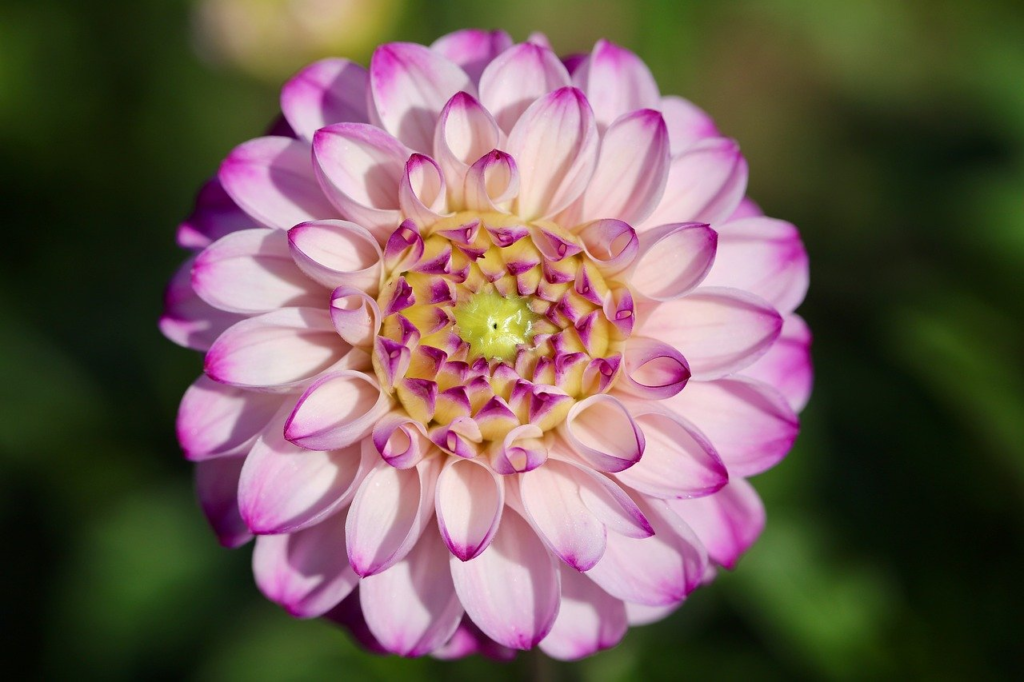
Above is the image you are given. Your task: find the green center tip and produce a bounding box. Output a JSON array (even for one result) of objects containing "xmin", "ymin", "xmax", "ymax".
[{"xmin": 453, "ymin": 291, "xmax": 536, "ymax": 362}]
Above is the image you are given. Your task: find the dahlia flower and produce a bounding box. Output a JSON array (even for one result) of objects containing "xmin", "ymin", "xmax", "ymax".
[{"xmin": 163, "ymin": 29, "xmax": 811, "ymax": 660}]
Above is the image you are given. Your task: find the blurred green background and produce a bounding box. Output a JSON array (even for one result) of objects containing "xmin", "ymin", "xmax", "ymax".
[{"xmin": 2, "ymin": 0, "xmax": 1022, "ymax": 679}]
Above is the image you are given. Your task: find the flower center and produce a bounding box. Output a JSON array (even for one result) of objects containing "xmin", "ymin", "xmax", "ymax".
[{"xmin": 452, "ymin": 291, "xmax": 537, "ymax": 362}]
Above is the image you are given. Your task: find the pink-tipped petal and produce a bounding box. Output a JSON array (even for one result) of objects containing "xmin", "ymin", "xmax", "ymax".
[
  {"xmin": 161, "ymin": 256, "xmax": 245, "ymax": 351},
  {"xmin": 641, "ymin": 137, "xmax": 748, "ymax": 229},
  {"xmin": 239, "ymin": 411, "xmax": 375, "ymax": 534},
  {"xmin": 587, "ymin": 499, "xmax": 707, "ymax": 606},
  {"xmin": 639, "ymin": 287, "xmax": 783, "ymax": 380},
  {"xmin": 572, "ymin": 108, "xmax": 670, "ymax": 225},
  {"xmin": 177, "ymin": 177, "xmax": 258, "ymax": 249},
  {"xmin": 219, "ymin": 136, "xmax": 337, "ymax": 230},
  {"xmin": 660, "ymin": 95, "xmax": 720, "ymax": 154},
  {"xmin": 192, "ymin": 228, "xmax": 324, "ymax": 314},
  {"xmin": 573, "ymin": 39, "xmax": 660, "ymax": 130},
  {"xmin": 287, "ymin": 219, "xmax": 382, "ymax": 292},
  {"xmin": 479, "ymin": 42, "xmax": 572, "ymax": 133},
  {"xmin": 329, "ymin": 286, "xmax": 381, "ymax": 348},
  {"xmin": 744, "ymin": 314, "xmax": 813, "ymax": 412},
  {"xmin": 617, "ymin": 336, "xmax": 691, "ymax": 400},
  {"xmin": 663, "ymin": 376, "xmax": 798, "ymax": 477},
  {"xmin": 624, "ymin": 601, "xmax": 680, "ymax": 626},
  {"xmin": 507, "ymin": 87, "xmax": 598, "ymax": 220},
  {"xmin": 430, "ymin": 29, "xmax": 513, "ymax": 84},
  {"xmin": 204, "ymin": 308, "xmax": 349, "ymax": 391},
  {"xmin": 699, "ymin": 216, "xmax": 809, "ymax": 314},
  {"xmin": 432, "ymin": 93, "xmax": 501, "ymax": 206},
  {"xmin": 284, "ymin": 371, "xmax": 391, "ymax": 451},
  {"xmin": 631, "ymin": 222, "xmax": 718, "ymax": 301},
  {"xmin": 346, "ymin": 457, "xmax": 440, "ymax": 577},
  {"xmin": 399, "ymin": 153, "xmax": 449, "ymax": 226},
  {"xmin": 576, "ymin": 219, "xmax": 639, "ymax": 276},
  {"xmin": 612, "ymin": 404, "xmax": 728, "ymax": 499},
  {"xmin": 360, "ymin": 528, "xmax": 465, "ymax": 656},
  {"xmin": 728, "ymin": 196, "xmax": 764, "ymax": 220},
  {"xmin": 667, "ymin": 477, "xmax": 765, "ymax": 569},
  {"xmin": 370, "ymin": 42, "xmax": 475, "ymax": 153},
  {"xmin": 281, "ymin": 58, "xmax": 369, "ymax": 141},
  {"xmin": 539, "ymin": 566, "xmax": 627, "ymax": 660},
  {"xmin": 463, "ymin": 150, "xmax": 520, "ymax": 213},
  {"xmin": 372, "ymin": 410, "xmax": 432, "ymax": 469},
  {"xmin": 435, "ymin": 457, "xmax": 504, "ymax": 561},
  {"xmin": 450, "ymin": 509, "xmax": 560, "ymax": 650},
  {"xmin": 312, "ymin": 123, "xmax": 411, "ymax": 239},
  {"xmin": 176, "ymin": 374, "xmax": 283, "ymax": 461},
  {"xmin": 194, "ymin": 455, "xmax": 251, "ymax": 548},
  {"xmin": 562, "ymin": 394, "xmax": 644, "ymax": 472},
  {"xmin": 252, "ymin": 510, "xmax": 358, "ymax": 618}
]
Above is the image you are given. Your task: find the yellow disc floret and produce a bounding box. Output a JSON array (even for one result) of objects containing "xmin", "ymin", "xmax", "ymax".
[{"xmin": 452, "ymin": 291, "xmax": 537, "ymax": 362}]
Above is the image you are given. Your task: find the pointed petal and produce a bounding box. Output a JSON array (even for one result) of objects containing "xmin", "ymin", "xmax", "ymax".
[
  {"xmin": 639, "ymin": 288, "xmax": 782, "ymax": 380},
  {"xmin": 660, "ymin": 95, "xmax": 719, "ymax": 154},
  {"xmin": 287, "ymin": 219, "xmax": 382, "ymax": 292},
  {"xmin": 435, "ymin": 457, "xmax": 504, "ymax": 561},
  {"xmin": 329, "ymin": 286, "xmax": 381, "ymax": 348},
  {"xmin": 160, "ymin": 256, "xmax": 245, "ymax": 351},
  {"xmin": 631, "ymin": 222, "xmax": 718, "ymax": 301},
  {"xmin": 281, "ymin": 58, "xmax": 369, "ymax": 141},
  {"xmin": 194, "ymin": 455, "xmax": 251, "ymax": 548},
  {"xmin": 539, "ymin": 566, "xmax": 627, "ymax": 660},
  {"xmin": 573, "ymin": 39, "xmax": 660, "ymax": 130},
  {"xmin": 284, "ymin": 371, "xmax": 391, "ymax": 451},
  {"xmin": 744, "ymin": 314, "xmax": 813, "ymax": 412},
  {"xmin": 463, "ymin": 150, "xmax": 520, "ymax": 213},
  {"xmin": 562, "ymin": 394, "xmax": 644, "ymax": 472},
  {"xmin": 370, "ymin": 42, "xmax": 475, "ymax": 153},
  {"xmin": 177, "ymin": 177, "xmax": 258, "ymax": 249},
  {"xmin": 479, "ymin": 42, "xmax": 571, "ymax": 133},
  {"xmin": 663, "ymin": 376, "xmax": 798, "ymax": 477},
  {"xmin": 508, "ymin": 87, "xmax": 598, "ymax": 220},
  {"xmin": 176, "ymin": 374, "xmax": 283, "ymax": 461},
  {"xmin": 252, "ymin": 511, "xmax": 358, "ymax": 618},
  {"xmin": 575, "ymin": 219, "xmax": 638, "ymax": 276},
  {"xmin": 399, "ymin": 153, "xmax": 449, "ymax": 226},
  {"xmin": 617, "ymin": 336, "xmax": 691, "ymax": 400},
  {"xmin": 360, "ymin": 529, "xmax": 464, "ymax": 656},
  {"xmin": 219, "ymin": 136, "xmax": 336, "ymax": 230},
  {"xmin": 432, "ymin": 93, "xmax": 500, "ymax": 205},
  {"xmin": 450, "ymin": 509, "xmax": 560, "ymax": 649},
  {"xmin": 667, "ymin": 478, "xmax": 765, "ymax": 569},
  {"xmin": 430, "ymin": 29, "xmax": 513, "ymax": 84}
]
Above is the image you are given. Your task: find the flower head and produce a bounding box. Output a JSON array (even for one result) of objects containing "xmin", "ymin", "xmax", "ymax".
[{"xmin": 163, "ymin": 29, "xmax": 811, "ymax": 660}]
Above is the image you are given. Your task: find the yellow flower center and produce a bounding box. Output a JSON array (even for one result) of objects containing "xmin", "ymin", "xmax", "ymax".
[{"xmin": 452, "ymin": 291, "xmax": 537, "ymax": 362}]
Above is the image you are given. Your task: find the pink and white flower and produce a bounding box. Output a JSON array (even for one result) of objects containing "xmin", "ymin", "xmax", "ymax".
[{"xmin": 163, "ymin": 29, "xmax": 811, "ymax": 660}]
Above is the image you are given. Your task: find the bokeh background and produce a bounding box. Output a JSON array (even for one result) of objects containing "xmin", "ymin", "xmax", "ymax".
[{"xmin": 2, "ymin": 0, "xmax": 1022, "ymax": 679}]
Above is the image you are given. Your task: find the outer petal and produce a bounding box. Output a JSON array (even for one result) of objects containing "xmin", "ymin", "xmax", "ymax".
[
  {"xmin": 744, "ymin": 314, "xmax": 813, "ymax": 412},
  {"xmin": 572, "ymin": 108, "xmax": 670, "ymax": 225},
  {"xmin": 663, "ymin": 376, "xmax": 798, "ymax": 477},
  {"xmin": 218, "ymin": 136, "xmax": 337, "ymax": 230},
  {"xmin": 252, "ymin": 510, "xmax": 358, "ymax": 618},
  {"xmin": 430, "ymin": 29, "xmax": 513, "ymax": 84},
  {"xmin": 281, "ymin": 58, "xmax": 369, "ymax": 141},
  {"xmin": 239, "ymin": 412, "xmax": 375, "ymax": 534},
  {"xmin": 667, "ymin": 478, "xmax": 765, "ymax": 569},
  {"xmin": 507, "ymin": 87, "xmax": 598, "ymax": 220},
  {"xmin": 370, "ymin": 42, "xmax": 475, "ymax": 153},
  {"xmin": 539, "ymin": 566, "xmax": 627, "ymax": 660},
  {"xmin": 660, "ymin": 95, "xmax": 720, "ymax": 154},
  {"xmin": 587, "ymin": 499, "xmax": 707, "ymax": 606},
  {"xmin": 176, "ymin": 374, "xmax": 283, "ymax": 461},
  {"xmin": 573, "ymin": 39, "xmax": 660, "ymax": 130},
  {"xmin": 699, "ymin": 216, "xmax": 809, "ymax": 314},
  {"xmin": 194, "ymin": 455, "xmax": 251, "ymax": 548},
  {"xmin": 431, "ymin": 618, "xmax": 517, "ymax": 661},
  {"xmin": 617, "ymin": 336, "xmax": 691, "ymax": 400},
  {"xmin": 450, "ymin": 509, "xmax": 561, "ymax": 650},
  {"xmin": 287, "ymin": 220, "xmax": 382, "ymax": 293},
  {"xmin": 192, "ymin": 228, "xmax": 324, "ymax": 314},
  {"xmin": 177, "ymin": 177, "xmax": 258, "ymax": 249},
  {"xmin": 561, "ymin": 394, "xmax": 645, "ymax": 472},
  {"xmin": 312, "ymin": 123, "xmax": 410, "ymax": 239},
  {"xmin": 345, "ymin": 457, "xmax": 440, "ymax": 577},
  {"xmin": 360, "ymin": 529, "xmax": 464, "ymax": 656},
  {"xmin": 435, "ymin": 457, "xmax": 504, "ymax": 561},
  {"xmin": 204, "ymin": 308, "xmax": 349, "ymax": 391},
  {"xmin": 432, "ymin": 93, "xmax": 501, "ymax": 206},
  {"xmin": 631, "ymin": 222, "xmax": 718, "ymax": 301},
  {"xmin": 330, "ymin": 286, "xmax": 381, "ymax": 348},
  {"xmin": 160, "ymin": 256, "xmax": 245, "ymax": 351},
  {"xmin": 284, "ymin": 371, "xmax": 391, "ymax": 451},
  {"xmin": 641, "ymin": 137, "xmax": 748, "ymax": 229},
  {"xmin": 479, "ymin": 42, "xmax": 572, "ymax": 133},
  {"xmin": 624, "ymin": 601, "xmax": 680, "ymax": 626},
  {"xmin": 639, "ymin": 287, "xmax": 782, "ymax": 380}
]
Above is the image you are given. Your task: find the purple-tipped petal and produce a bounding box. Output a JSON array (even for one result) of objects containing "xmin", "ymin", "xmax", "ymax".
[
  {"xmin": 329, "ymin": 286, "xmax": 381, "ymax": 348},
  {"xmin": 345, "ymin": 457, "xmax": 440, "ymax": 577},
  {"xmin": 639, "ymin": 287, "xmax": 783, "ymax": 380},
  {"xmin": 177, "ymin": 177, "xmax": 258, "ymax": 249},
  {"xmin": 507, "ymin": 87, "xmax": 598, "ymax": 220},
  {"xmin": 435, "ymin": 457, "xmax": 504, "ymax": 561},
  {"xmin": 659, "ymin": 95, "xmax": 720, "ymax": 154},
  {"xmin": 479, "ymin": 42, "xmax": 572, "ymax": 133},
  {"xmin": 192, "ymin": 228, "xmax": 324, "ymax": 314},
  {"xmin": 576, "ymin": 219, "xmax": 639, "ymax": 276},
  {"xmin": 667, "ymin": 477, "xmax": 765, "ymax": 569},
  {"xmin": 399, "ymin": 153, "xmax": 449, "ymax": 226},
  {"xmin": 281, "ymin": 58, "xmax": 369, "ymax": 141},
  {"xmin": 284, "ymin": 371, "xmax": 391, "ymax": 451},
  {"xmin": 370, "ymin": 42, "xmax": 475, "ymax": 153},
  {"xmin": 287, "ymin": 219, "xmax": 382, "ymax": 293},
  {"xmin": 430, "ymin": 29, "xmax": 513, "ymax": 84},
  {"xmin": 252, "ymin": 510, "xmax": 358, "ymax": 618},
  {"xmin": 450, "ymin": 509, "xmax": 561, "ymax": 650},
  {"xmin": 573, "ymin": 39, "xmax": 660, "ymax": 130},
  {"xmin": 539, "ymin": 566, "xmax": 627, "ymax": 660},
  {"xmin": 161, "ymin": 256, "xmax": 246, "ymax": 351},
  {"xmin": 663, "ymin": 376, "xmax": 799, "ymax": 477},
  {"xmin": 219, "ymin": 136, "xmax": 337, "ymax": 230},
  {"xmin": 632, "ymin": 222, "xmax": 718, "ymax": 301},
  {"xmin": 562, "ymin": 394, "xmax": 644, "ymax": 472},
  {"xmin": 176, "ymin": 374, "xmax": 283, "ymax": 461},
  {"xmin": 372, "ymin": 410, "xmax": 432, "ymax": 469},
  {"xmin": 194, "ymin": 455, "xmax": 251, "ymax": 548},
  {"xmin": 432, "ymin": 93, "xmax": 501, "ymax": 206},
  {"xmin": 360, "ymin": 528, "xmax": 465, "ymax": 656},
  {"xmin": 743, "ymin": 314, "xmax": 813, "ymax": 412},
  {"xmin": 617, "ymin": 336, "xmax": 691, "ymax": 400},
  {"xmin": 492, "ymin": 424, "xmax": 548, "ymax": 474},
  {"xmin": 463, "ymin": 150, "xmax": 520, "ymax": 213}
]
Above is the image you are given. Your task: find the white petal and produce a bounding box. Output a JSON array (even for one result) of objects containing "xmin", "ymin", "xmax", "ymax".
[
  {"xmin": 435, "ymin": 457, "xmax": 504, "ymax": 561},
  {"xmin": 479, "ymin": 42, "xmax": 571, "ymax": 133},
  {"xmin": 539, "ymin": 566, "xmax": 627, "ymax": 660}
]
